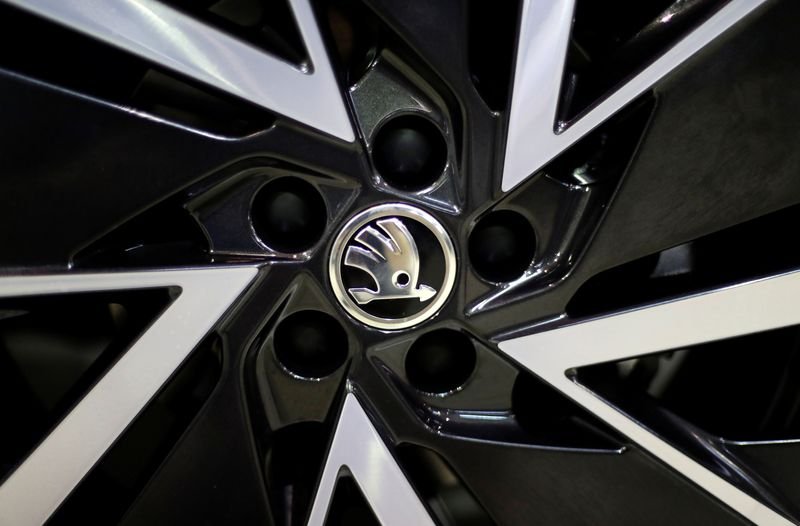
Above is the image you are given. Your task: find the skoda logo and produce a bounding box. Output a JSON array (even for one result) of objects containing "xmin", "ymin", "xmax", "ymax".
[{"xmin": 330, "ymin": 203, "xmax": 456, "ymax": 329}]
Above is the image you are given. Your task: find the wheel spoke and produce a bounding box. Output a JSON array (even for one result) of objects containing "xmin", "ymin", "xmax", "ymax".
[
  {"xmin": 0, "ymin": 267, "xmax": 257, "ymax": 525},
  {"xmin": 498, "ymin": 270, "xmax": 800, "ymax": 524},
  {"xmin": 502, "ymin": 0, "xmax": 768, "ymax": 191},
  {"xmin": 3, "ymin": 0, "xmax": 353, "ymax": 141},
  {"xmin": 307, "ymin": 392, "xmax": 434, "ymax": 526},
  {"xmin": 0, "ymin": 0, "xmax": 795, "ymax": 522}
]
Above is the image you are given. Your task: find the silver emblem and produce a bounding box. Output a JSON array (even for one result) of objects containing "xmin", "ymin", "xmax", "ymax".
[
  {"xmin": 344, "ymin": 218, "xmax": 436, "ymax": 304},
  {"xmin": 329, "ymin": 203, "xmax": 457, "ymax": 330}
]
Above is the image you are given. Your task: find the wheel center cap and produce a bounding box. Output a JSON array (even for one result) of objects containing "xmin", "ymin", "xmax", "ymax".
[{"xmin": 329, "ymin": 203, "xmax": 456, "ymax": 330}]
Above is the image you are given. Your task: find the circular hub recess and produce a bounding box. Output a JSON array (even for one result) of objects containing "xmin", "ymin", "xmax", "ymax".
[{"xmin": 329, "ymin": 203, "xmax": 456, "ymax": 329}]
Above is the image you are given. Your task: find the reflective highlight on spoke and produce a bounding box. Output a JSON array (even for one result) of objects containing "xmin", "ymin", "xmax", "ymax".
[{"xmin": 499, "ymin": 271, "xmax": 800, "ymax": 525}]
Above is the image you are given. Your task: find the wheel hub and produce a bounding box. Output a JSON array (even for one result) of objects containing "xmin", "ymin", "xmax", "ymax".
[{"xmin": 329, "ymin": 203, "xmax": 457, "ymax": 330}]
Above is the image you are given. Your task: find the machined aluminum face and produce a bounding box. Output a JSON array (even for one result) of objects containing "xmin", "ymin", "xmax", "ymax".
[
  {"xmin": 498, "ymin": 270, "xmax": 800, "ymax": 526},
  {"xmin": 329, "ymin": 203, "xmax": 456, "ymax": 330},
  {"xmin": 501, "ymin": 0, "xmax": 770, "ymax": 192},
  {"xmin": 0, "ymin": 267, "xmax": 259, "ymax": 526},
  {"xmin": 306, "ymin": 391, "xmax": 434, "ymax": 526},
  {"xmin": 4, "ymin": 0, "xmax": 354, "ymax": 141}
]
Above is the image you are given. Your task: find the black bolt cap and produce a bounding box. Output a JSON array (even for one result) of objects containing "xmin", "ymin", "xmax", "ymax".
[
  {"xmin": 405, "ymin": 329, "xmax": 476, "ymax": 394},
  {"xmin": 273, "ymin": 310, "xmax": 348, "ymax": 379},
  {"xmin": 372, "ymin": 115, "xmax": 447, "ymax": 191},
  {"xmin": 469, "ymin": 210, "xmax": 536, "ymax": 282},
  {"xmin": 252, "ymin": 177, "xmax": 327, "ymax": 253}
]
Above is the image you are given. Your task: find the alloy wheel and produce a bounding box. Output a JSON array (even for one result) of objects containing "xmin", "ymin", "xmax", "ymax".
[{"xmin": 0, "ymin": 0, "xmax": 798, "ymax": 525}]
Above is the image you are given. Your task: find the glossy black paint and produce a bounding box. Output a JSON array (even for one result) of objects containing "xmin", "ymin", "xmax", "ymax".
[
  {"xmin": 273, "ymin": 310, "xmax": 348, "ymax": 379},
  {"xmin": 349, "ymin": 52, "xmax": 465, "ymax": 215},
  {"xmin": 48, "ymin": 333, "xmax": 224, "ymax": 525},
  {"xmin": 372, "ymin": 114, "xmax": 448, "ymax": 191},
  {"xmin": 732, "ymin": 441, "xmax": 800, "ymax": 519},
  {"xmin": 2, "ymin": 0, "xmax": 800, "ymax": 524},
  {"xmin": 403, "ymin": 329, "xmax": 476, "ymax": 395},
  {"xmin": 0, "ymin": 289, "xmax": 173, "ymax": 482},
  {"xmin": 251, "ymin": 177, "xmax": 329, "ymax": 253},
  {"xmin": 349, "ymin": 357, "xmax": 749, "ymax": 525},
  {"xmin": 483, "ymin": 0, "xmax": 800, "ymax": 339},
  {"xmin": 560, "ymin": 0, "xmax": 731, "ymax": 124},
  {"xmin": 468, "ymin": 210, "xmax": 537, "ymax": 283},
  {"xmin": 577, "ymin": 322, "xmax": 800, "ymax": 522}
]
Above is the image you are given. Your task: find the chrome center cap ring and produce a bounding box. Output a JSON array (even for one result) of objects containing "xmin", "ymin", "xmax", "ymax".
[{"xmin": 329, "ymin": 203, "xmax": 457, "ymax": 330}]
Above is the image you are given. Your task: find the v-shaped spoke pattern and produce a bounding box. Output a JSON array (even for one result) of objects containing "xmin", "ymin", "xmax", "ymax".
[
  {"xmin": 499, "ymin": 270, "xmax": 800, "ymax": 525},
  {"xmin": 0, "ymin": 267, "xmax": 258, "ymax": 526},
  {"xmin": 308, "ymin": 392, "xmax": 434, "ymax": 526},
  {"xmin": 502, "ymin": 0, "xmax": 769, "ymax": 191},
  {"xmin": 3, "ymin": 0, "xmax": 353, "ymax": 141}
]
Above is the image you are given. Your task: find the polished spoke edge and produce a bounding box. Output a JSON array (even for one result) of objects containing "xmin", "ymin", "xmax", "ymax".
[
  {"xmin": 0, "ymin": 267, "xmax": 259, "ymax": 526},
  {"xmin": 499, "ymin": 270, "xmax": 800, "ymax": 525},
  {"xmin": 1, "ymin": 0, "xmax": 354, "ymax": 141},
  {"xmin": 307, "ymin": 390, "xmax": 435, "ymax": 526},
  {"xmin": 501, "ymin": 0, "xmax": 769, "ymax": 191}
]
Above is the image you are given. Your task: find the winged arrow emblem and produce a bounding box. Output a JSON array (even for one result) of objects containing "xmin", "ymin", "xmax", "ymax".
[{"xmin": 344, "ymin": 218, "xmax": 436, "ymax": 305}]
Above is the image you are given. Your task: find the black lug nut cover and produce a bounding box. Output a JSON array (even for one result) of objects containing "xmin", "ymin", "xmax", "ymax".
[
  {"xmin": 372, "ymin": 115, "xmax": 447, "ymax": 191},
  {"xmin": 469, "ymin": 210, "xmax": 536, "ymax": 283},
  {"xmin": 252, "ymin": 177, "xmax": 327, "ymax": 253},
  {"xmin": 405, "ymin": 329, "xmax": 477, "ymax": 394},
  {"xmin": 273, "ymin": 310, "xmax": 348, "ymax": 379}
]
